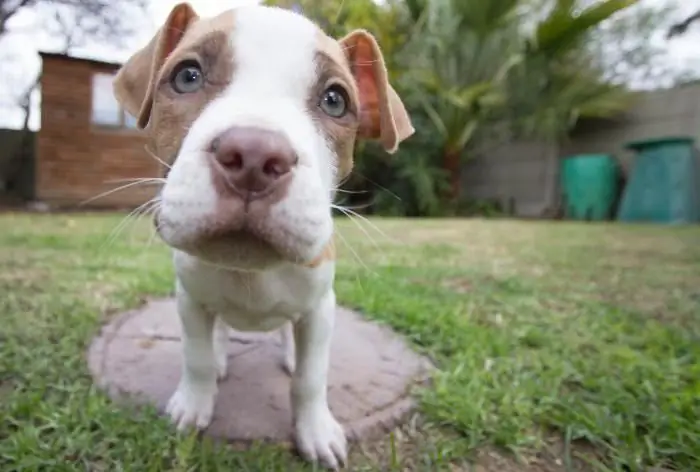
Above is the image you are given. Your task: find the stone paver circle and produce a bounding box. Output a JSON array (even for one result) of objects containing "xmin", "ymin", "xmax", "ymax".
[{"xmin": 88, "ymin": 298, "xmax": 432, "ymax": 443}]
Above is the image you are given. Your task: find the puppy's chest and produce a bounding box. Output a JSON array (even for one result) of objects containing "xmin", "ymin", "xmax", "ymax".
[{"xmin": 176, "ymin": 257, "xmax": 333, "ymax": 331}]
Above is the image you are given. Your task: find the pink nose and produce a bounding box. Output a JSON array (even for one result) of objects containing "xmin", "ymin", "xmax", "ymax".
[{"xmin": 210, "ymin": 126, "xmax": 296, "ymax": 198}]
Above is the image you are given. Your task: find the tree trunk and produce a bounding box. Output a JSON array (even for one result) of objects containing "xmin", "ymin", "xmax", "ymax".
[
  {"xmin": 668, "ymin": 9, "xmax": 700, "ymax": 37},
  {"xmin": 443, "ymin": 148, "xmax": 461, "ymax": 202}
]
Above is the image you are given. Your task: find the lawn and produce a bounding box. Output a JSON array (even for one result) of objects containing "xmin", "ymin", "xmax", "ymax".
[{"xmin": 1, "ymin": 213, "xmax": 699, "ymax": 471}]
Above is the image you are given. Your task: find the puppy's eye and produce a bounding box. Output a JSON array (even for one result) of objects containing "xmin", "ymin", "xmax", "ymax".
[
  {"xmin": 319, "ymin": 84, "xmax": 349, "ymax": 118},
  {"xmin": 171, "ymin": 61, "xmax": 204, "ymax": 94}
]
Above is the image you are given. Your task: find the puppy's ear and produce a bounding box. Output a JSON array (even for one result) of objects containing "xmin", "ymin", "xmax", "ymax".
[
  {"xmin": 113, "ymin": 3, "xmax": 199, "ymax": 128},
  {"xmin": 338, "ymin": 30, "xmax": 414, "ymax": 154}
]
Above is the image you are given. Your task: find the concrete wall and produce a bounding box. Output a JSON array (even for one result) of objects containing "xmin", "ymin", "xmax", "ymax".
[
  {"xmin": 462, "ymin": 140, "xmax": 557, "ymax": 217},
  {"xmin": 562, "ymin": 84, "xmax": 700, "ymax": 173},
  {"xmin": 461, "ymin": 82, "xmax": 700, "ymax": 217}
]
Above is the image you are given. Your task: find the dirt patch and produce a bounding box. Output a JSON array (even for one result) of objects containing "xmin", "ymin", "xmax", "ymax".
[
  {"xmin": 352, "ymin": 416, "xmax": 602, "ymax": 472},
  {"xmin": 442, "ymin": 278, "xmax": 474, "ymax": 294},
  {"xmin": 0, "ymin": 268, "xmax": 51, "ymax": 285}
]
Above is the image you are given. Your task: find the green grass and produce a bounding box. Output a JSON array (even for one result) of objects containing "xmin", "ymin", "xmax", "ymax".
[{"xmin": 1, "ymin": 213, "xmax": 699, "ymax": 471}]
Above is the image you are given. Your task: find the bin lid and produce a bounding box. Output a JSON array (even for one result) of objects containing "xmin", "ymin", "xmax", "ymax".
[
  {"xmin": 562, "ymin": 153, "xmax": 614, "ymax": 161},
  {"xmin": 624, "ymin": 136, "xmax": 695, "ymax": 151}
]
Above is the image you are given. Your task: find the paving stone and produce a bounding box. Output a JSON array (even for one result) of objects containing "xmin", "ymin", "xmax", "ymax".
[{"xmin": 88, "ymin": 298, "xmax": 432, "ymax": 444}]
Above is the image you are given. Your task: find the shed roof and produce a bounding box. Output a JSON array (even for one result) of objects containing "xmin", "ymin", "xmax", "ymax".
[{"xmin": 38, "ymin": 51, "xmax": 123, "ymax": 70}]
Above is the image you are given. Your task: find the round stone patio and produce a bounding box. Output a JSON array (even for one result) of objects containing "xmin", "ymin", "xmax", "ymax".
[{"xmin": 88, "ymin": 298, "xmax": 432, "ymax": 444}]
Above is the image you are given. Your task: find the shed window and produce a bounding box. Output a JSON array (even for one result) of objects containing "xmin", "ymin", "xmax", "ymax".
[{"xmin": 90, "ymin": 72, "xmax": 138, "ymax": 130}]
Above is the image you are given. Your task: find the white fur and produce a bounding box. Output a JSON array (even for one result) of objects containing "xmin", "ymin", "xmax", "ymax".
[
  {"xmin": 157, "ymin": 6, "xmax": 347, "ymax": 469},
  {"xmin": 158, "ymin": 6, "xmax": 335, "ymax": 267}
]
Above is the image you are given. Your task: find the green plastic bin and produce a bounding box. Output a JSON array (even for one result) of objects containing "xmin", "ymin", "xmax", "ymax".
[
  {"xmin": 617, "ymin": 136, "xmax": 700, "ymax": 224},
  {"xmin": 560, "ymin": 154, "xmax": 620, "ymax": 220}
]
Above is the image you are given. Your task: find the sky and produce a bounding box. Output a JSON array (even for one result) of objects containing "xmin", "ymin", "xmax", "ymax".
[{"xmin": 0, "ymin": 0, "xmax": 699, "ymax": 130}]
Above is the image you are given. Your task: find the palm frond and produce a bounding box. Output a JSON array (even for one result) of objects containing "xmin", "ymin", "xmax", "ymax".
[{"xmin": 535, "ymin": 0, "xmax": 640, "ymax": 58}]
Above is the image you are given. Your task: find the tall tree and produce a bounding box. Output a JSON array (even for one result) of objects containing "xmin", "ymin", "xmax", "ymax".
[
  {"xmin": 0, "ymin": 0, "xmax": 146, "ymax": 40},
  {"xmin": 582, "ymin": 1, "xmax": 690, "ymax": 89},
  {"xmin": 0, "ymin": 0, "xmax": 147, "ymax": 193},
  {"xmin": 0, "ymin": 0, "xmax": 148, "ymax": 131},
  {"xmin": 667, "ymin": 9, "xmax": 700, "ymax": 38},
  {"xmin": 404, "ymin": 0, "xmax": 638, "ymax": 202},
  {"xmin": 262, "ymin": 0, "xmax": 385, "ymax": 37}
]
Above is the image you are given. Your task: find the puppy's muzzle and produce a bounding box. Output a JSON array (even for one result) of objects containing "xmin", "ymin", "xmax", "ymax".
[{"xmin": 209, "ymin": 126, "xmax": 297, "ymax": 201}]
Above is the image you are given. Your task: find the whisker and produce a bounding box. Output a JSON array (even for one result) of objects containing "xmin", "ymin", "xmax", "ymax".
[
  {"xmin": 334, "ymin": 200, "xmax": 374, "ymax": 211},
  {"xmin": 144, "ymin": 145, "xmax": 171, "ymax": 170},
  {"xmin": 335, "ymin": 172, "xmax": 352, "ymax": 189},
  {"xmin": 334, "ymin": 227, "xmax": 370, "ymax": 273},
  {"xmin": 333, "ymin": 204, "xmax": 396, "ymax": 245},
  {"xmin": 81, "ymin": 179, "xmax": 157, "ymax": 207},
  {"xmin": 333, "ymin": 188, "xmax": 368, "ymax": 195},
  {"xmin": 355, "ymin": 173, "xmax": 402, "ymax": 201},
  {"xmin": 332, "ymin": 194, "xmax": 370, "ymax": 211},
  {"xmin": 104, "ymin": 177, "xmax": 166, "ymax": 185},
  {"xmin": 334, "ymin": 205, "xmax": 382, "ymax": 252},
  {"xmin": 101, "ymin": 198, "xmax": 160, "ymax": 250},
  {"xmin": 113, "ymin": 201, "xmax": 158, "ymax": 245},
  {"xmin": 127, "ymin": 199, "xmax": 161, "ymax": 245},
  {"xmin": 333, "ymin": 0, "xmax": 346, "ymax": 23},
  {"xmin": 334, "ymin": 225, "xmax": 369, "ymax": 298},
  {"xmin": 146, "ymin": 202, "xmax": 163, "ymax": 248}
]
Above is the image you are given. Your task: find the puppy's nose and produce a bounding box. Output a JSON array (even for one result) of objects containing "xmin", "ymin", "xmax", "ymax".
[{"xmin": 210, "ymin": 126, "xmax": 296, "ymax": 197}]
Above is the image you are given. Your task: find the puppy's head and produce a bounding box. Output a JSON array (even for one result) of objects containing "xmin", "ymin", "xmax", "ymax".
[{"xmin": 114, "ymin": 3, "xmax": 414, "ymax": 269}]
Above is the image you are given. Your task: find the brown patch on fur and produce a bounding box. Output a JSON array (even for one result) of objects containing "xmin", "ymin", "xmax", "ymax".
[
  {"xmin": 113, "ymin": 3, "xmax": 199, "ymax": 128},
  {"xmin": 309, "ymin": 29, "xmax": 415, "ymax": 181},
  {"xmin": 114, "ymin": 7, "xmax": 415, "ymax": 269},
  {"xmin": 311, "ymin": 33, "xmax": 362, "ymax": 180},
  {"xmin": 303, "ymin": 237, "xmax": 336, "ymax": 268},
  {"xmin": 338, "ymin": 30, "xmax": 414, "ymax": 154},
  {"xmin": 113, "ymin": 8, "xmax": 236, "ymax": 165},
  {"xmin": 149, "ymin": 27, "xmax": 235, "ymax": 163}
]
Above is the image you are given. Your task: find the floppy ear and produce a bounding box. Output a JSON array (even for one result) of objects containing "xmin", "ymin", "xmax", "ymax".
[
  {"xmin": 113, "ymin": 3, "xmax": 199, "ymax": 129},
  {"xmin": 338, "ymin": 29, "xmax": 414, "ymax": 154}
]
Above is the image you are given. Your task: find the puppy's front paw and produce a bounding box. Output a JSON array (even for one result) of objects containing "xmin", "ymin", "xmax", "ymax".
[
  {"xmin": 166, "ymin": 382, "xmax": 216, "ymax": 431},
  {"xmin": 295, "ymin": 407, "xmax": 347, "ymax": 470}
]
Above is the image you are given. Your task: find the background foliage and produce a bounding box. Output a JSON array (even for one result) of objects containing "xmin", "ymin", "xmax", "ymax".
[{"xmin": 266, "ymin": 0, "xmax": 683, "ymax": 217}]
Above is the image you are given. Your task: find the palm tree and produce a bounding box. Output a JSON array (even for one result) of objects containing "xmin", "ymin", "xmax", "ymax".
[
  {"xmin": 507, "ymin": 0, "xmax": 638, "ymax": 210},
  {"xmin": 400, "ymin": 0, "xmax": 521, "ymax": 200},
  {"xmin": 403, "ymin": 0, "xmax": 639, "ymax": 203}
]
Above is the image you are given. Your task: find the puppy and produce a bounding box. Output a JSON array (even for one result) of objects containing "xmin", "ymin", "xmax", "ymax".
[{"xmin": 113, "ymin": 3, "xmax": 413, "ymax": 469}]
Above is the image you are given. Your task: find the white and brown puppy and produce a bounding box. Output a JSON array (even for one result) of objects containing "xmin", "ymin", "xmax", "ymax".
[{"xmin": 113, "ymin": 3, "xmax": 413, "ymax": 469}]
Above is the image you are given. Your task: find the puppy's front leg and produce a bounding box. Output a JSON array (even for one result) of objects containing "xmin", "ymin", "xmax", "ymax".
[
  {"xmin": 292, "ymin": 290, "xmax": 346, "ymax": 469},
  {"xmin": 166, "ymin": 285, "xmax": 218, "ymax": 430},
  {"xmin": 213, "ymin": 316, "xmax": 230, "ymax": 380}
]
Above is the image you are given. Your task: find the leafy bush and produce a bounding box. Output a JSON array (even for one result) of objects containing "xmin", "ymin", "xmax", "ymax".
[
  {"xmin": 340, "ymin": 108, "xmax": 451, "ymax": 217},
  {"xmin": 269, "ymin": 0, "xmax": 643, "ymax": 217}
]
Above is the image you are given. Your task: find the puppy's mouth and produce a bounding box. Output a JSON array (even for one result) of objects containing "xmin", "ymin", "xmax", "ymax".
[
  {"xmin": 153, "ymin": 201, "xmax": 323, "ymax": 269},
  {"xmin": 154, "ymin": 209, "xmax": 276, "ymax": 252}
]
